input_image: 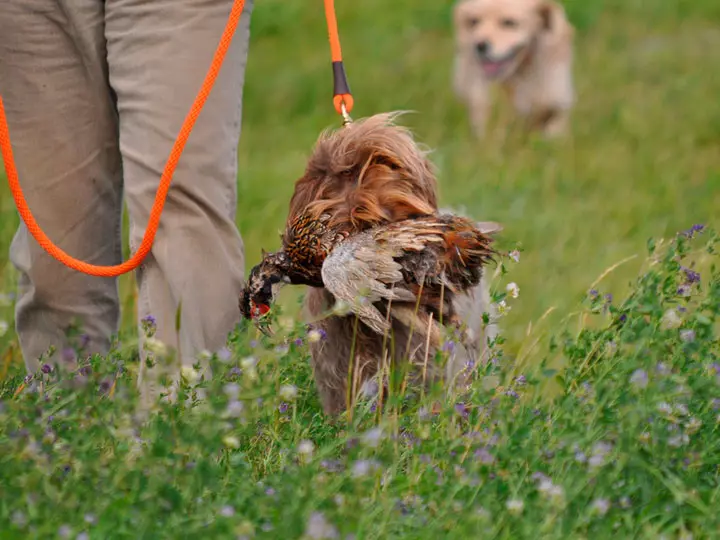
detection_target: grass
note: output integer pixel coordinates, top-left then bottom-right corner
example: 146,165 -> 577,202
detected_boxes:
0,0 -> 719,537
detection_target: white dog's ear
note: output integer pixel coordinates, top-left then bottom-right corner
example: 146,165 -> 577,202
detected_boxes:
537,0 -> 567,32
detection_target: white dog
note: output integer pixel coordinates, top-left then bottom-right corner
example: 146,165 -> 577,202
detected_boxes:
453,0 -> 575,138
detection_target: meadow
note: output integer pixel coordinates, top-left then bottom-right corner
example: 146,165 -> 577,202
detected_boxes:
1,0 -> 719,538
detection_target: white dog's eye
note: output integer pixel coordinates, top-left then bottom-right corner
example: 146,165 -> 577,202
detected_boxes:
466,16 -> 480,29
500,18 -> 519,29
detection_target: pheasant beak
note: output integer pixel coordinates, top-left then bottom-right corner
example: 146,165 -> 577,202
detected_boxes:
250,300 -> 274,337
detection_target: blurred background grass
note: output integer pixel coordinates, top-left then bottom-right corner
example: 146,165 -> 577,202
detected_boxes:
0,0 -> 719,369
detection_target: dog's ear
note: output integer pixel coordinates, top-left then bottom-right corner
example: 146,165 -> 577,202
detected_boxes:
537,0 -> 565,32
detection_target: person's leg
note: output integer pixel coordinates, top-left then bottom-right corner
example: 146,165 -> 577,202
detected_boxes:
0,1 -> 123,373
105,0 -> 253,398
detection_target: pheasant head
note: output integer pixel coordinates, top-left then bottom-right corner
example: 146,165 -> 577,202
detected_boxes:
239,250 -> 290,323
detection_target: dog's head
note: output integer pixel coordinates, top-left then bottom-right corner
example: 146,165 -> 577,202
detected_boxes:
286,112 -> 439,233
453,0 -> 568,80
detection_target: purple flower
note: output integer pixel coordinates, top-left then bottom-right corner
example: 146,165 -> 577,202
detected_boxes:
618,313 -> 627,323
589,289 -> 599,298
474,447 -> 494,464
455,402 -> 469,419
293,337 -> 304,347
443,340 -> 457,354
278,402 -> 289,414
677,284 -> 691,297
41,363 -> 53,374
682,267 -> 701,284
629,369 -> 649,389
229,367 -> 242,377
141,314 -> 157,337
217,346 -> 232,362
505,389 -> 519,399
604,293 -> 613,302
515,375 -> 527,385
62,348 -> 77,363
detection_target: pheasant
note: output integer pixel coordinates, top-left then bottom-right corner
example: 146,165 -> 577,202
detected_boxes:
239,112 -> 500,415
241,212 -> 497,336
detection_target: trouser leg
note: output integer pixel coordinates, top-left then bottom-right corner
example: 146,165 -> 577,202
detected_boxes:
0,1 -> 123,373
105,0 -> 253,398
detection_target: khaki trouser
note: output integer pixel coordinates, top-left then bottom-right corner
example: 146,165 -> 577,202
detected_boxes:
0,0 -> 252,396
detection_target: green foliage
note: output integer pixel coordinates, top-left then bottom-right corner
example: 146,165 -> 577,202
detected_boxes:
0,227 -> 718,539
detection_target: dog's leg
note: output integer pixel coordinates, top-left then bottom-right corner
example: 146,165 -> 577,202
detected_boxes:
467,87 -> 491,140
541,108 -> 570,138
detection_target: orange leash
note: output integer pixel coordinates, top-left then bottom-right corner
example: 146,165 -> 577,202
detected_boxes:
0,0 -> 353,277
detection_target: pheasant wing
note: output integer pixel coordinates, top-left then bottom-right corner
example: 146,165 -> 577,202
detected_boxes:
321,232 -> 416,334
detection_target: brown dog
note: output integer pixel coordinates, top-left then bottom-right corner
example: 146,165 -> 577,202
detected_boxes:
452,0 -> 575,138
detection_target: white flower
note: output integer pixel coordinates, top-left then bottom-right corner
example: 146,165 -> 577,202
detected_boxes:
668,434 -> 689,448
307,329 -> 323,343
145,337 -> 168,356
496,300 -> 511,316
660,309 -> 682,330
240,356 -> 258,370
509,250 -> 520,263
181,366 -> 200,385
506,498 -> 524,515
223,435 -> 240,449
590,498 -> 611,516
305,512 -> 339,539
223,383 -> 240,399
685,417 -> 702,435
657,402 -> 673,415
297,439 -> 314,457
629,369 -> 649,389
219,505 -> 235,518
279,384 -> 298,401
505,282 -> 520,299
0,320 -> 9,337
361,427 -> 384,448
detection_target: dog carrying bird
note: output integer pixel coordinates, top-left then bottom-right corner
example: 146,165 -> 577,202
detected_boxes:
239,113 -> 501,415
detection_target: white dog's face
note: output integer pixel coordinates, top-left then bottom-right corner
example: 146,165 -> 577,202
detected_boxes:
454,0 -> 553,80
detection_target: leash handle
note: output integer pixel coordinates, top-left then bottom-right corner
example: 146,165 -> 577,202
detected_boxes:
324,0 -> 354,123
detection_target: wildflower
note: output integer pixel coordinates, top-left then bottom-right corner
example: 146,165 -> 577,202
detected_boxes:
140,315 -> 157,337
668,434 -> 689,448
455,402 -> 469,419
619,496 -> 632,509
417,406 -> 432,422
279,384 -> 298,401
278,402 -> 289,414
509,250 -> 520,262
506,498 -> 524,515
655,362 -> 671,376
222,435 -> 240,449
305,511 -> 339,539
657,402 -> 672,415
84,514 -> 96,525
590,498 -> 611,517
682,267 -> 701,284
685,417 -> 702,435
297,440 -> 315,458
361,427 -> 384,448
674,403 -> 689,416
225,400 -> 245,418
58,525 -> 72,538
223,383 -> 240,399
679,329 -> 696,343
41,363 -> 53,374
351,459 -> 380,478
77,533 -> 89,540
588,442 -> 612,469
11,511 -> 27,528
240,356 -> 258,370
0,320 -> 9,337
589,288 -> 599,298
496,300 -> 510,316
711,398 -> 720,411
293,337 -> 304,347
574,451 -> 587,463
442,340 -> 456,354
506,282 -> 520,298
307,328 -> 326,343
474,447 -> 494,464
219,505 -> 235,518
181,366 -> 200,385
216,346 -> 232,363
677,284 -> 691,297
144,337 -> 167,356
629,369 -> 648,389
660,309 -> 682,330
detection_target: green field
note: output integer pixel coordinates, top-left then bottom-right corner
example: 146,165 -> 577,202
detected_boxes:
1,1 -> 719,537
